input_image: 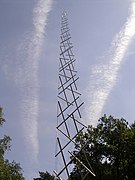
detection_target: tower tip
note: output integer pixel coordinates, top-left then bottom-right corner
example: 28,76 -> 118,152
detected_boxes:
62,11 -> 67,18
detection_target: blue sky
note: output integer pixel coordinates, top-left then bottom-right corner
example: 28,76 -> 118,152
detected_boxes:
0,0 -> 135,179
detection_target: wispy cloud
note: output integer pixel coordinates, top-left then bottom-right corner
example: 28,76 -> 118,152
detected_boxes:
85,0 -> 135,126
11,0 -> 53,162
19,0 -> 53,162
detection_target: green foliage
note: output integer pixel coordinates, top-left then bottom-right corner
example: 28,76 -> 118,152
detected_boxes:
33,171 -> 55,180
0,135 -> 11,157
0,160 -> 24,180
0,107 -> 5,126
70,115 -> 135,180
0,107 -> 24,180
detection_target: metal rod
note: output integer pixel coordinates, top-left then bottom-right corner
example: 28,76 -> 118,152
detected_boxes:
68,151 -> 96,177
58,101 -> 70,137
57,137 -> 70,178
57,96 -> 79,118
57,102 -> 84,129
55,127 -> 84,157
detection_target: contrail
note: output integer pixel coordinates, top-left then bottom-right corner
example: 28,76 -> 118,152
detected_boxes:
16,0 -> 53,162
85,1 -> 135,126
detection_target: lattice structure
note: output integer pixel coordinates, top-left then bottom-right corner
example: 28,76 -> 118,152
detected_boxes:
54,12 -> 95,180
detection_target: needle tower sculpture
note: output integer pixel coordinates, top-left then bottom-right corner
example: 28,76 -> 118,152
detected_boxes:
54,12 -> 95,180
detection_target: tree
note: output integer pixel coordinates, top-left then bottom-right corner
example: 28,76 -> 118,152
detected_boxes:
0,107 -> 24,180
33,171 -> 55,180
70,115 -> 135,180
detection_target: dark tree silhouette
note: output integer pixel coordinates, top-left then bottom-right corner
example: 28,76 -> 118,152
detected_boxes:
70,115 -> 135,180
0,107 -> 24,180
33,171 -> 55,180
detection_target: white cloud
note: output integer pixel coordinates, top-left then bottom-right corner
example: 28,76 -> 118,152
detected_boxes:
18,0 -> 53,162
0,0 -> 53,163
85,0 -> 135,126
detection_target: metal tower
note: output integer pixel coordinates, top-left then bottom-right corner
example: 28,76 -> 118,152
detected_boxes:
54,12 -> 95,180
